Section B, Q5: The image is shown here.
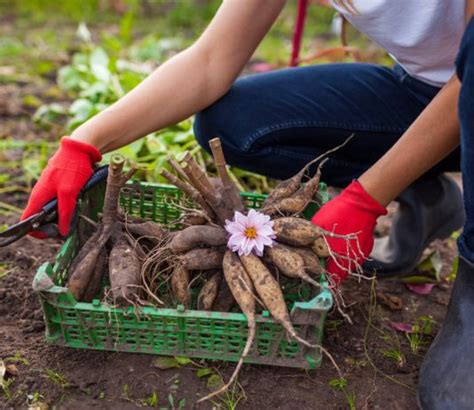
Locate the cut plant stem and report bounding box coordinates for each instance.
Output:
[209,137,244,212]
[160,169,215,219]
[183,152,216,197]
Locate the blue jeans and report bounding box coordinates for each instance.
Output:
[456,18,474,263]
[194,64,460,187]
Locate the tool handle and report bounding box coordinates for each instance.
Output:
[41,165,109,215]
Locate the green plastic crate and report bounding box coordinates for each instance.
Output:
[34,180,333,369]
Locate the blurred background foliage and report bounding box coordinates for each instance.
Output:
[0,0,386,195]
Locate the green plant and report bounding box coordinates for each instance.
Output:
[406,316,435,355]
[0,263,15,280]
[1,378,16,401]
[142,391,159,407]
[45,368,69,389]
[381,348,405,368]
[167,393,186,410]
[329,377,356,410]
[27,391,46,406]
[4,352,30,366]
[211,381,245,410]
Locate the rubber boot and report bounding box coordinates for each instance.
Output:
[364,175,465,277]
[417,256,474,410]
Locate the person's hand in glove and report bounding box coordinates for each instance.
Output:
[311,180,387,285]
[21,137,102,238]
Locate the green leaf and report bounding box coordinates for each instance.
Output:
[174,356,192,366]
[206,374,224,390]
[23,94,42,108]
[58,65,82,91]
[81,81,110,103]
[447,256,459,282]
[196,368,214,378]
[412,250,443,281]
[400,275,438,285]
[152,357,181,370]
[76,22,91,43]
[119,10,135,44]
[90,48,111,83]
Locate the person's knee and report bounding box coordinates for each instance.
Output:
[194,107,217,153]
[194,87,241,153]
[456,18,474,79]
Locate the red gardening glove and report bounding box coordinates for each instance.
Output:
[21,137,101,238]
[311,180,387,285]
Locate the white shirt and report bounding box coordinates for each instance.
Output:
[331,0,465,86]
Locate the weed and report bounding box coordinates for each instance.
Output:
[381,348,405,368]
[45,368,69,389]
[211,382,245,410]
[1,378,16,401]
[167,393,186,410]
[4,352,29,366]
[142,391,159,407]
[27,391,45,404]
[122,383,131,400]
[0,264,14,280]
[329,377,356,410]
[406,315,435,355]
[326,319,344,332]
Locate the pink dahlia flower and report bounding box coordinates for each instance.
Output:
[224,209,276,256]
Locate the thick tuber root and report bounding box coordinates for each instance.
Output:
[198,251,256,403]
[273,217,323,247]
[179,248,225,270]
[68,154,137,302]
[312,237,330,258]
[109,236,141,305]
[171,264,191,308]
[82,248,108,303]
[266,243,321,288]
[239,253,318,348]
[169,225,227,253]
[68,225,113,301]
[262,159,327,217]
[197,271,221,310]
[288,246,324,275]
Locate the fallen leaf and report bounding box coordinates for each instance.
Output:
[416,250,443,280]
[152,357,180,370]
[446,256,459,282]
[376,291,403,311]
[400,275,437,284]
[206,374,224,389]
[174,356,192,366]
[196,368,214,378]
[406,283,435,295]
[389,322,413,333]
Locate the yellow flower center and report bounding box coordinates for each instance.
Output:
[245,227,257,239]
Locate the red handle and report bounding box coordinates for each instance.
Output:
[290,0,309,67]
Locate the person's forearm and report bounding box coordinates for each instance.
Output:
[358,75,461,206]
[70,0,286,153]
[70,46,222,152]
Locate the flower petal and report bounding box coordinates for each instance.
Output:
[258,235,274,247]
[254,238,265,255]
[234,211,248,226]
[225,222,243,236]
[258,225,275,236]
